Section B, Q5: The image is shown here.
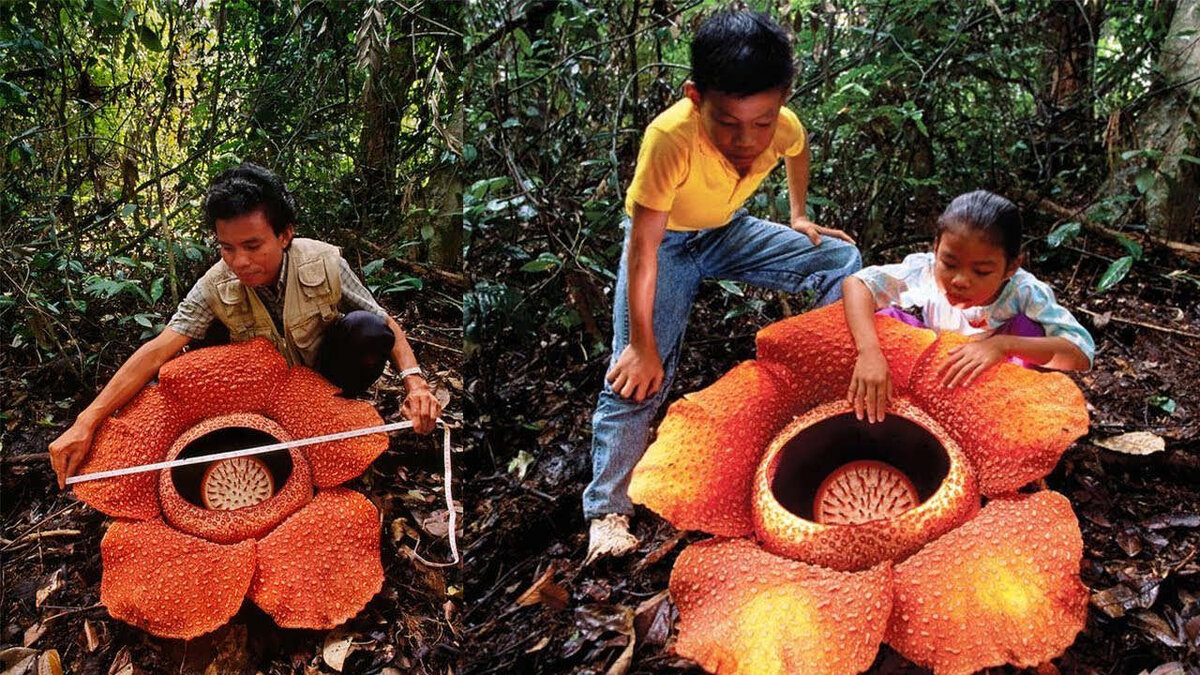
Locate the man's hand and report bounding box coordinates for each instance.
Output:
[402,378,441,435]
[606,343,663,403]
[848,348,892,423]
[49,419,96,489]
[937,336,1006,388]
[791,216,856,246]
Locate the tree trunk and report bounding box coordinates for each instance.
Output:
[1123,0,1200,242]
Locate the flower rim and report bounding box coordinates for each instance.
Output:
[753,398,980,571]
[159,413,314,544]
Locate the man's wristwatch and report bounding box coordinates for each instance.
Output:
[399,366,425,382]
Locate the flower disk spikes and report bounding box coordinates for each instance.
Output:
[629,303,1091,675]
[75,339,389,639]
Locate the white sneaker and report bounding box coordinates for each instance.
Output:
[585,514,639,565]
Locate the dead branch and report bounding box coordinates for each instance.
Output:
[1021,190,1200,260]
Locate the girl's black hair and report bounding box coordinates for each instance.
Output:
[691,10,795,96]
[936,190,1023,260]
[203,162,297,235]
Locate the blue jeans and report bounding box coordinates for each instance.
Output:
[583,210,862,519]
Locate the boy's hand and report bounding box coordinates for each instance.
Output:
[848,349,892,423]
[49,419,95,489]
[938,336,1006,388]
[402,379,441,434]
[607,344,664,403]
[791,216,856,246]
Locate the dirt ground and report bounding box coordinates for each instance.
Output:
[462,239,1200,675]
[0,285,464,675]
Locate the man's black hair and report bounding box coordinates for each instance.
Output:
[690,10,795,96]
[203,162,296,235]
[936,190,1024,261]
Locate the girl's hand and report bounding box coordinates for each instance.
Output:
[938,336,1007,388]
[848,349,892,423]
[791,217,856,246]
[607,344,664,403]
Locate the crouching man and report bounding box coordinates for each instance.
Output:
[49,162,441,487]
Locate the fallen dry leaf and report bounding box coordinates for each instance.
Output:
[22,623,46,648]
[604,609,636,675]
[321,630,358,673]
[1095,431,1165,455]
[81,619,102,652]
[515,564,568,611]
[0,647,38,675]
[633,591,672,649]
[35,570,63,608]
[35,651,60,675]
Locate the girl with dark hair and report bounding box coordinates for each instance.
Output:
[841,190,1094,424]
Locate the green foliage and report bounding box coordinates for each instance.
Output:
[2,0,460,375]
[466,0,1171,371]
[1097,256,1134,292]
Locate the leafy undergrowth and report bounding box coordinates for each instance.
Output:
[463,243,1200,675]
[0,284,463,675]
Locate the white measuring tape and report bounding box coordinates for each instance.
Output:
[66,419,459,567]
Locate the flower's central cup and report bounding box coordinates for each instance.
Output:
[170,424,293,509]
[159,413,315,544]
[751,398,981,572]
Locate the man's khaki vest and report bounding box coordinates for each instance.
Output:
[199,238,342,367]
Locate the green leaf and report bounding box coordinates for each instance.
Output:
[0,79,29,103]
[1134,168,1156,194]
[150,277,164,302]
[362,259,385,277]
[1177,154,1200,166]
[92,0,123,24]
[717,280,744,297]
[1046,221,1080,248]
[133,313,153,328]
[514,28,532,57]
[1114,233,1144,261]
[520,252,561,273]
[1096,255,1133,292]
[137,24,163,52]
[1148,395,1177,415]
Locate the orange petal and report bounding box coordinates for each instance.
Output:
[264,367,388,486]
[248,488,383,629]
[629,361,792,536]
[100,518,255,639]
[909,333,1090,495]
[159,414,313,544]
[158,339,289,426]
[671,538,892,675]
[756,302,936,404]
[887,491,1088,674]
[754,399,979,571]
[74,387,183,519]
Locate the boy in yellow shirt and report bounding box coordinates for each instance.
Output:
[585,10,861,563]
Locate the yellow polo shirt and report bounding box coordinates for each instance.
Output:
[624,98,807,232]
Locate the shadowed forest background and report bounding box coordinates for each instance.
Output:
[2,1,464,673]
[464,1,1200,673]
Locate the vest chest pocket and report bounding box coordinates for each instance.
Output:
[297,260,334,300]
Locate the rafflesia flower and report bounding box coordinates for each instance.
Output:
[629,304,1091,675]
[73,339,389,639]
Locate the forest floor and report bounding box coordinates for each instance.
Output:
[464,240,1200,675]
[0,280,464,675]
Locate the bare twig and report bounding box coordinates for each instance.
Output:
[1076,307,1200,340]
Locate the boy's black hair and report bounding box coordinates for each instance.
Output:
[936,190,1023,261]
[691,10,795,96]
[203,162,296,236]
